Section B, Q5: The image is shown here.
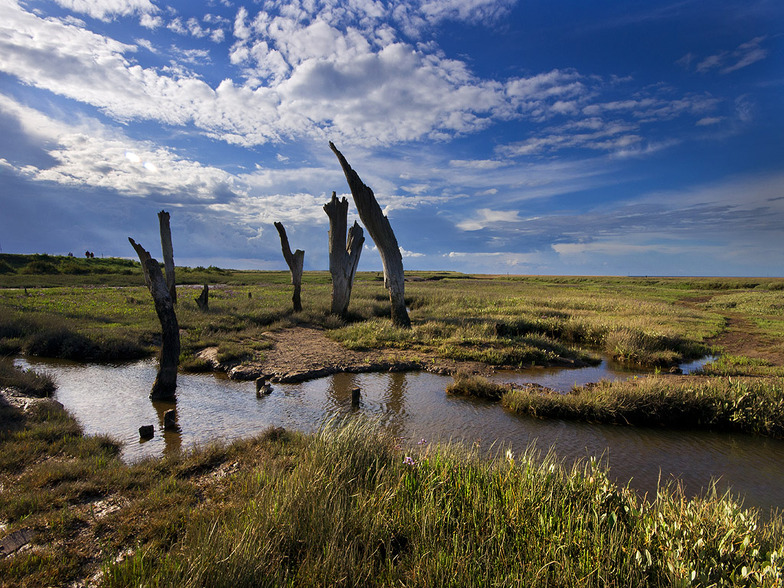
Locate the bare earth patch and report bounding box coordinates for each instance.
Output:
[199,325,494,383]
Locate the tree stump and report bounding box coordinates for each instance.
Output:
[329,142,410,327]
[323,192,364,318]
[129,237,180,400]
[195,284,209,311]
[273,222,304,312]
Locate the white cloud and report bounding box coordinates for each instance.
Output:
[695,37,768,75]
[456,208,525,231]
[0,94,239,201]
[51,0,158,21]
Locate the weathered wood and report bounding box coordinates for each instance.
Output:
[129,237,180,400]
[195,284,209,311]
[323,191,364,317]
[329,142,410,327]
[273,222,305,312]
[158,210,177,303]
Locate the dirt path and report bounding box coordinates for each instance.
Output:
[705,313,784,365]
[201,325,494,383]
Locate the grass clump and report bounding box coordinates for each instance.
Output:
[503,375,784,438]
[0,358,55,397]
[446,373,509,400]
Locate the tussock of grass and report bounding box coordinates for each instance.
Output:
[0,358,55,397]
[446,373,509,400]
[503,375,784,438]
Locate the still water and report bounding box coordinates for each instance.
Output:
[16,356,784,513]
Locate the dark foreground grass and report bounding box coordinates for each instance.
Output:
[2,364,783,587]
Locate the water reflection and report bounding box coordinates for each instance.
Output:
[14,356,784,513]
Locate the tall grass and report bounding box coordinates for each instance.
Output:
[100,419,784,587]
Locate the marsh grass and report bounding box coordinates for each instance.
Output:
[100,419,784,587]
[502,375,784,438]
[1,265,781,372]
[699,355,784,377]
[0,358,55,397]
[2,391,782,587]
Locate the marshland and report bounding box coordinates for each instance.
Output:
[1,253,784,586]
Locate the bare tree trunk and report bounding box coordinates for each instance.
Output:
[129,237,180,400]
[273,222,304,312]
[329,142,410,327]
[323,192,364,317]
[158,210,177,303]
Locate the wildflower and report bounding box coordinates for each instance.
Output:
[403,456,416,467]
[417,438,427,445]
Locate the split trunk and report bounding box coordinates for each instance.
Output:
[329,142,410,327]
[323,192,364,317]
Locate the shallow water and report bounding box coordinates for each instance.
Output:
[15,356,784,513]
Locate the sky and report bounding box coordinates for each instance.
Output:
[0,0,782,276]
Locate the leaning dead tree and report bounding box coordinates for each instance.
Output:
[273,222,305,312]
[158,210,177,303]
[129,237,180,400]
[329,142,411,327]
[323,191,364,317]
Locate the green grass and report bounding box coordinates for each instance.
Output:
[500,375,784,439]
[2,368,783,587]
[2,255,783,373]
[0,358,55,397]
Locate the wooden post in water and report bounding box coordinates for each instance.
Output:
[129,237,180,400]
[273,222,305,312]
[323,191,364,318]
[329,142,410,328]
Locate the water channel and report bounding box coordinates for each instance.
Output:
[15,356,784,514]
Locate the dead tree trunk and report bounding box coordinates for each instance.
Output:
[273,222,304,312]
[323,192,364,318]
[329,142,410,327]
[158,210,177,303]
[129,237,180,400]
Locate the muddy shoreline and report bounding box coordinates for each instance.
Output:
[195,325,590,383]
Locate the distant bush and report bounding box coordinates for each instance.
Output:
[21,260,59,274]
[58,260,90,275]
[0,260,15,274]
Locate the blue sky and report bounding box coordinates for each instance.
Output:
[0,0,782,276]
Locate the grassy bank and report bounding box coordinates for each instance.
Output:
[448,373,784,439]
[1,369,782,586]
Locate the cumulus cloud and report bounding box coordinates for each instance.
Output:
[0,94,239,201]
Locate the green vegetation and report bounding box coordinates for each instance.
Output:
[0,358,55,397]
[3,253,783,372]
[1,380,782,587]
[446,374,784,439]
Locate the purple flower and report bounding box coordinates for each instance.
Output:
[417,438,427,445]
[403,456,416,467]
